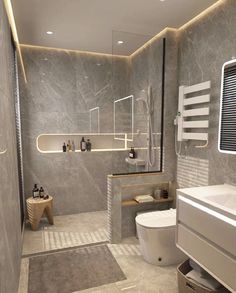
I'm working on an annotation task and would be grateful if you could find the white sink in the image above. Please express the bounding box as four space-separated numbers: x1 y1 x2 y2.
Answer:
176 184 236 292
206 193 236 211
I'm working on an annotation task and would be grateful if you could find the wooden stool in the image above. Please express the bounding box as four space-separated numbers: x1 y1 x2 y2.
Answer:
26 196 54 231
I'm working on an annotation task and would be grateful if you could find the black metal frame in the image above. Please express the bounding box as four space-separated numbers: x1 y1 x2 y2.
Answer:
113 37 166 176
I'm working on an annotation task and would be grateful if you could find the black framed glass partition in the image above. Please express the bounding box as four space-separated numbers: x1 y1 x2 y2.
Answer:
111 30 165 175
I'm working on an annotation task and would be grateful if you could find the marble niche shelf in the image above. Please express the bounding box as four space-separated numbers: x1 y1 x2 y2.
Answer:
37 133 132 153
122 197 174 207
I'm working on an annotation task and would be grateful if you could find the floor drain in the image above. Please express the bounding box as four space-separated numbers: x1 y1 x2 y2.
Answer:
158 257 162 262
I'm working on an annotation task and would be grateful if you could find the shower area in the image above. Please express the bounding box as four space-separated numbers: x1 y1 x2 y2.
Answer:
19 29 175 255
112 31 165 174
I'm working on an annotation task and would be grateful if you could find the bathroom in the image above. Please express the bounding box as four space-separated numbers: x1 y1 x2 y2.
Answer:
1 0 236 292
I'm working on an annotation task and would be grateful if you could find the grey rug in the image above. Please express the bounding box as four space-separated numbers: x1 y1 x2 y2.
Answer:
28 244 126 293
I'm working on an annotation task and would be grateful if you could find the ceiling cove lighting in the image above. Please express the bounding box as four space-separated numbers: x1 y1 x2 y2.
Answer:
20 44 129 59
3 0 27 82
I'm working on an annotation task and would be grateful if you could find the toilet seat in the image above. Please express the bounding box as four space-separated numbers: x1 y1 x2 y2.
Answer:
135 209 176 229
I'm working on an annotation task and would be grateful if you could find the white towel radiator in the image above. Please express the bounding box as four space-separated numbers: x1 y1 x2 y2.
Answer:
177 81 211 143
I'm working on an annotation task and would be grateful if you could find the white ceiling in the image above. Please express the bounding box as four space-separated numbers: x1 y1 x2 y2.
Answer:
12 0 219 56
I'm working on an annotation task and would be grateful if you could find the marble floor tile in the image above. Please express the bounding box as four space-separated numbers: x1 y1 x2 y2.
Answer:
19 237 179 293
22 211 108 256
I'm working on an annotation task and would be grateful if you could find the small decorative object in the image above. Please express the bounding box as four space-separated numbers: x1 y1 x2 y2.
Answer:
44 194 49 200
153 188 162 200
162 189 168 199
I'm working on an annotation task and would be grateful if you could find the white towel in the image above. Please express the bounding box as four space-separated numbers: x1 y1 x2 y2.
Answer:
134 194 154 203
186 269 222 291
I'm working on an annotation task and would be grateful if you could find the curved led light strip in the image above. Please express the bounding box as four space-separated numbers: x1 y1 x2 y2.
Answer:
0 148 7 155
3 0 27 82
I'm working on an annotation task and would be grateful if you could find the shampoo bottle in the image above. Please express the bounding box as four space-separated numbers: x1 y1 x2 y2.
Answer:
39 187 45 198
32 184 39 198
86 139 91 151
63 143 66 152
80 137 86 151
129 147 136 159
71 140 76 151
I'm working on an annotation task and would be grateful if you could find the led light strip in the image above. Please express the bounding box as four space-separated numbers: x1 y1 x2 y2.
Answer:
178 195 236 227
4 0 225 83
3 0 27 83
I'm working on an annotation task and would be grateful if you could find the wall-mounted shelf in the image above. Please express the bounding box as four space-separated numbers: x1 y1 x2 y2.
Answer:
122 197 174 207
125 157 146 166
36 133 161 154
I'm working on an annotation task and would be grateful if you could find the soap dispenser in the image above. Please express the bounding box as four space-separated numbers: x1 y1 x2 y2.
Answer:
129 147 136 159
86 139 91 151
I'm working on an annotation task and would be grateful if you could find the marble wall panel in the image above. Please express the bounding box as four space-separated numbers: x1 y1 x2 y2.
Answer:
177 0 236 187
0 1 22 292
20 47 130 215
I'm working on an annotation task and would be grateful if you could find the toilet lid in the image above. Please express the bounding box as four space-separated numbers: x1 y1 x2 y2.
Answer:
135 209 176 229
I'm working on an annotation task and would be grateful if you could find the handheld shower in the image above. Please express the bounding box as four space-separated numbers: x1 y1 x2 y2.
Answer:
137 86 155 168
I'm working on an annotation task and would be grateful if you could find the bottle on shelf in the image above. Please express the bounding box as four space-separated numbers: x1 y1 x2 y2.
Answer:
71 140 76 152
39 187 45 198
86 139 91 151
32 184 39 198
129 147 136 159
67 140 72 152
80 137 86 151
62 142 67 152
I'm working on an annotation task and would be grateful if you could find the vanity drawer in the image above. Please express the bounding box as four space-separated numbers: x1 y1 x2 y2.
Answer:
176 224 236 292
177 196 236 257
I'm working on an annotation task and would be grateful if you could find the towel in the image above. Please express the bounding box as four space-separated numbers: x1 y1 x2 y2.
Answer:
186 269 222 291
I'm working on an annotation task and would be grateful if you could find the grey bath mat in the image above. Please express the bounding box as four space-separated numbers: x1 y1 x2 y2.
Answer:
28 244 126 293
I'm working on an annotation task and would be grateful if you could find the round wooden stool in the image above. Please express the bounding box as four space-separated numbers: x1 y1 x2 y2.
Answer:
26 196 54 231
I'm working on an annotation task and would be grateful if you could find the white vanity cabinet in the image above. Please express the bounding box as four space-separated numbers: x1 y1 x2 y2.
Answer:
176 184 236 293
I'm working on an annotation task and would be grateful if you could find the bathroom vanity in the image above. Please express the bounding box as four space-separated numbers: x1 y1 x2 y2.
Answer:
176 184 236 292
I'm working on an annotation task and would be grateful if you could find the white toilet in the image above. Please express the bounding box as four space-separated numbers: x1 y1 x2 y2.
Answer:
135 209 186 266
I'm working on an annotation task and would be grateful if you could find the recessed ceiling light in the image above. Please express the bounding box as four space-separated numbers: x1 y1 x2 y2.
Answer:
160 0 166 2
117 40 124 45
97 63 101 66
46 31 53 35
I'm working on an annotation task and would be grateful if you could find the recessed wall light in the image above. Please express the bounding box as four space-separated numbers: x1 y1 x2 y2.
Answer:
117 40 124 45
46 31 53 35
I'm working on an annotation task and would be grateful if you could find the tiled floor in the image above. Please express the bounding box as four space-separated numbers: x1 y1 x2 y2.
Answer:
22 211 108 256
18 237 178 293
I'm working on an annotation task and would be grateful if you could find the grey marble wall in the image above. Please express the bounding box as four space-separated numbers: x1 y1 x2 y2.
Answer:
178 0 236 187
20 30 178 217
0 1 22 292
20 47 130 215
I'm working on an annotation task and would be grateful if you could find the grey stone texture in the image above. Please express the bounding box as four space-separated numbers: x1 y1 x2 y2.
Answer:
177 0 236 187
0 1 22 292
19 47 131 215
